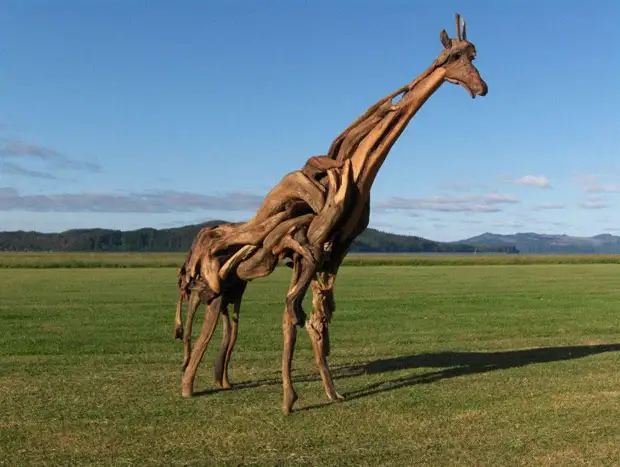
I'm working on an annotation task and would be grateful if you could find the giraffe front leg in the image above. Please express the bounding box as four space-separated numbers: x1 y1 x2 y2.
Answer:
281 254 315 413
284 255 316 328
276 234 320 328
307 273 344 403
282 309 298 414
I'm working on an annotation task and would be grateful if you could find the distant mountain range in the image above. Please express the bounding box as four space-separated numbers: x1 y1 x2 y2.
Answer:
2 221 619 254
0 221 514 254
455 232 620 254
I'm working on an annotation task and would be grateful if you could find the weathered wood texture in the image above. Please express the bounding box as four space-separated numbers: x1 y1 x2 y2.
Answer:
173 13 488 413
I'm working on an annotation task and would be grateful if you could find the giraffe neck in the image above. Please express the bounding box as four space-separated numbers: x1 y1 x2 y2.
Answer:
348 68 446 195
328 66 447 242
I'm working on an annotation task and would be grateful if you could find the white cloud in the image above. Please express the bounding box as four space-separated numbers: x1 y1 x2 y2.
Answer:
368 220 399 230
533 202 565 210
0 138 101 173
512 175 552 189
0 187 265 213
492 221 525 229
375 193 519 213
483 193 520 204
436 181 490 192
2 161 61 180
578 198 609 210
575 174 620 194
0 187 18 197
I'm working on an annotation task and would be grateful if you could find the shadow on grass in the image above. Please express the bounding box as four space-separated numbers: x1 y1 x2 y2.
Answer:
195 343 620 407
338 343 620 402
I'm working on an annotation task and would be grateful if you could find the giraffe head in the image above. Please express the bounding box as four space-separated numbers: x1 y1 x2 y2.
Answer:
436 13 488 99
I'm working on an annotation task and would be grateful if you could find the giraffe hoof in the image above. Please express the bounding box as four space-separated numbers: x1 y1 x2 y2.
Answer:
327 392 345 402
215 380 232 390
282 390 299 414
173 326 184 339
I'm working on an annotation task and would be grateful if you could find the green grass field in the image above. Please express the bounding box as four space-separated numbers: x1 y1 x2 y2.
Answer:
2 259 620 465
2 251 620 268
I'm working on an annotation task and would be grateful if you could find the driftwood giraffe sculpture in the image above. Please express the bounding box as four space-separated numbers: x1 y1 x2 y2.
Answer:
173 13 488 413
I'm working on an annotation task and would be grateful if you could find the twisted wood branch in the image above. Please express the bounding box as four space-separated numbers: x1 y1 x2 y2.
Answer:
180 155 356 318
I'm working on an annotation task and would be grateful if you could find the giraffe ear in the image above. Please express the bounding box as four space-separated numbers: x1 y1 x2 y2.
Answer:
440 29 452 49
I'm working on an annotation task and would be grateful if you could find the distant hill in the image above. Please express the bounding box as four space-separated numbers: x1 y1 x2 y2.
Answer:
344 228 514 254
0 220 227 253
455 232 620 254
5 222 618 254
0 221 515 254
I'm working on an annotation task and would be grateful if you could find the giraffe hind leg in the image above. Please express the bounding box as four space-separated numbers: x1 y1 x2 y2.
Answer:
173 291 186 339
214 282 246 389
181 295 224 397
181 291 201 372
214 303 231 388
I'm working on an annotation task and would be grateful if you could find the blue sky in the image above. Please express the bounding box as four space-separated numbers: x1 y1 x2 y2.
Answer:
0 0 618 241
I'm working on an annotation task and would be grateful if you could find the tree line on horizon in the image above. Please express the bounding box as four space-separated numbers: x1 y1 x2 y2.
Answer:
0 221 518 254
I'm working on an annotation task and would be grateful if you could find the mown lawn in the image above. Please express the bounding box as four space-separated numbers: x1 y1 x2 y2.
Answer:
1 251 620 268
1 264 620 465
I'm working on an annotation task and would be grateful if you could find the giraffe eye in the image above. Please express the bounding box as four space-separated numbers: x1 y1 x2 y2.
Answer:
452 52 462 61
